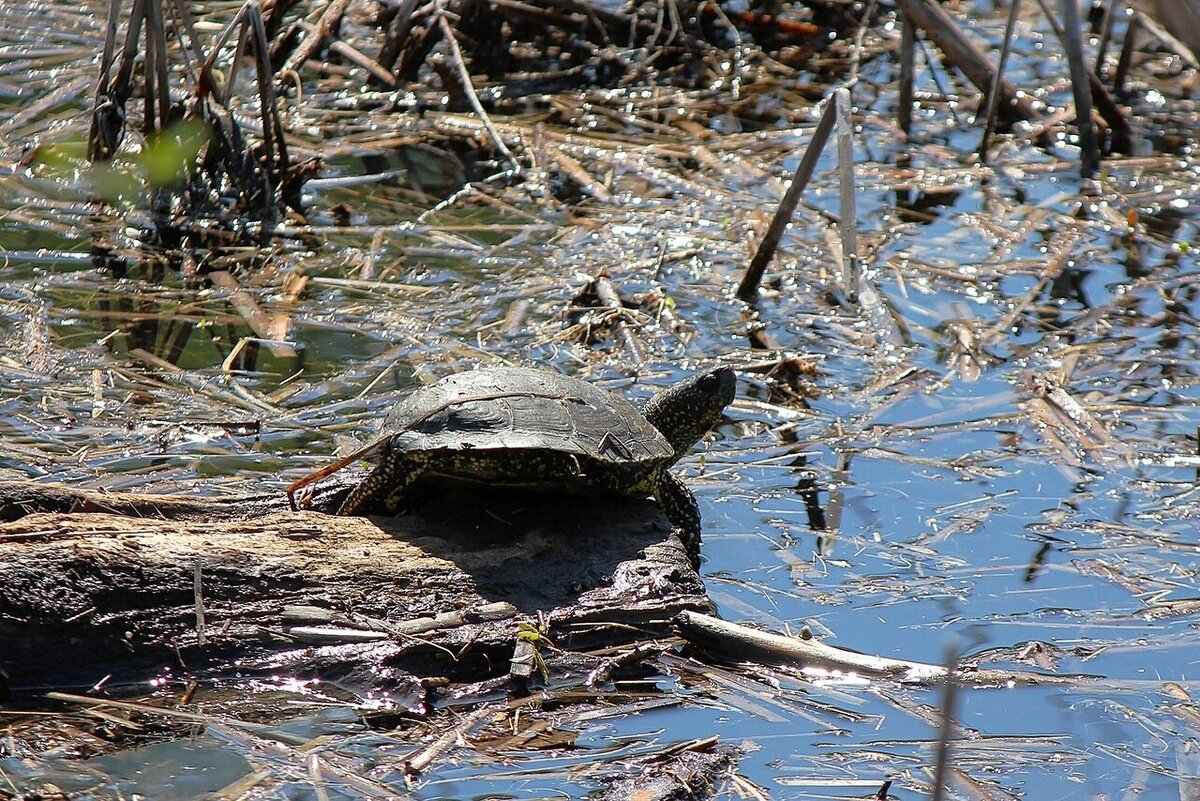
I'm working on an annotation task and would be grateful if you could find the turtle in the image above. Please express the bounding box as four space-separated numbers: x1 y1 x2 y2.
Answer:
335 365 736 563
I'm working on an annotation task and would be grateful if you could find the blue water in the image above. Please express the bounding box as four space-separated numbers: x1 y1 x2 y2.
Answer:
4 0 1200 798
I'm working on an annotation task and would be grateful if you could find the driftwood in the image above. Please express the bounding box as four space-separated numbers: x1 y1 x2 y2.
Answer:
675 610 947 682
0 480 707 694
674 610 1090 688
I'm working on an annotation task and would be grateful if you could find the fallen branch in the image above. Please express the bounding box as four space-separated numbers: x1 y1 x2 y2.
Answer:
674 610 1087 686
675 610 946 682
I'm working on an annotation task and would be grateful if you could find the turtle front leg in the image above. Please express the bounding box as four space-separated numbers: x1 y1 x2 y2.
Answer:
653 471 703 567
337 448 427 516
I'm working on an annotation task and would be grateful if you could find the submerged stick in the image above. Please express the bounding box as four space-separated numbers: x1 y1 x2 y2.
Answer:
208 271 299 360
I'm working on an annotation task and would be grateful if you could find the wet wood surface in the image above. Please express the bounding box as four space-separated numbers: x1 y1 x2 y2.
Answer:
0 480 708 692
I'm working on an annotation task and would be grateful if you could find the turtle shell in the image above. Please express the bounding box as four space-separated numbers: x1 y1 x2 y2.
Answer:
382 367 673 469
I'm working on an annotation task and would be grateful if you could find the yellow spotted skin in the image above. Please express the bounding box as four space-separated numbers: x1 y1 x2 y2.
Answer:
338 366 736 564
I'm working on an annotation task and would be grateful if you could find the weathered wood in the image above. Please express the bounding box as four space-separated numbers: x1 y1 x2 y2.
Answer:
674 610 1088 687
0 478 344 521
675 610 946 682
0 481 708 693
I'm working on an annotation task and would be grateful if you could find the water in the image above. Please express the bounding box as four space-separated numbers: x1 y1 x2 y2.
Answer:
4 0 1200 797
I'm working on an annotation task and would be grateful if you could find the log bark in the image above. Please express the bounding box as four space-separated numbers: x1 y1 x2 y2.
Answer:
0 481 708 693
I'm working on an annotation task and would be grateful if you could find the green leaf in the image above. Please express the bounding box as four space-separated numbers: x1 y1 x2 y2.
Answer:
142 118 210 187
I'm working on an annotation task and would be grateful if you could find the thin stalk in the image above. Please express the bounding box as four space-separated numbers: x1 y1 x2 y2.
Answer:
1057 0 1101 176
1094 0 1123 77
834 88 859 302
436 1 521 174
928 645 960 801
898 13 915 135
736 95 838 302
978 0 1021 162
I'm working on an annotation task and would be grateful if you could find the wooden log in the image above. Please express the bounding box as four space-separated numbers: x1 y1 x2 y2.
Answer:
0 478 343 521
0 481 708 693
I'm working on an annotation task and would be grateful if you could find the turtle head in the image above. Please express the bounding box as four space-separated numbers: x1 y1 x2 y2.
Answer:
643 366 736 462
